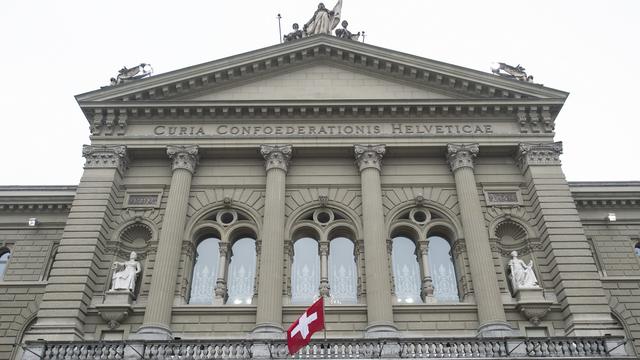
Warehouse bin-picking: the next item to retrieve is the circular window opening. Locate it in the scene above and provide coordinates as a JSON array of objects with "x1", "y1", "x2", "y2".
[
  {"x1": 409, "y1": 208, "x2": 431, "y2": 225},
  {"x1": 218, "y1": 211, "x2": 237, "y2": 226},
  {"x1": 317, "y1": 211, "x2": 331, "y2": 224}
]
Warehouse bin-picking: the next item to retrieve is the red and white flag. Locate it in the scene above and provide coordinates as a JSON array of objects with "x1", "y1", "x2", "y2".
[{"x1": 287, "y1": 297, "x2": 325, "y2": 355}]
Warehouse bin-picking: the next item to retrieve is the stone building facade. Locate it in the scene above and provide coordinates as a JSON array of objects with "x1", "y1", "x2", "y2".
[{"x1": 1, "y1": 35, "x2": 639, "y2": 359}]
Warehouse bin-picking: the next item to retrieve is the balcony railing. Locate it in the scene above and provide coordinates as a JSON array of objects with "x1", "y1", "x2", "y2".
[{"x1": 28, "y1": 336, "x2": 631, "y2": 360}]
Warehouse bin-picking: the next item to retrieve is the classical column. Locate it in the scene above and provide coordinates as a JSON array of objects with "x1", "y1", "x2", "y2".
[
  {"x1": 517, "y1": 143, "x2": 613, "y2": 335},
  {"x1": 137, "y1": 145, "x2": 198, "y2": 339},
  {"x1": 417, "y1": 239, "x2": 435, "y2": 301},
  {"x1": 214, "y1": 242, "x2": 229, "y2": 305},
  {"x1": 29, "y1": 145, "x2": 128, "y2": 342},
  {"x1": 319, "y1": 242, "x2": 330, "y2": 298},
  {"x1": 355, "y1": 144, "x2": 397, "y2": 334},
  {"x1": 446, "y1": 144, "x2": 510, "y2": 336},
  {"x1": 253, "y1": 144, "x2": 292, "y2": 334}
]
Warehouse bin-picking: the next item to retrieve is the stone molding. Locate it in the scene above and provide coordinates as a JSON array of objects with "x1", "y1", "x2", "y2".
[
  {"x1": 167, "y1": 145, "x2": 199, "y2": 173},
  {"x1": 260, "y1": 144, "x2": 292, "y2": 172},
  {"x1": 82, "y1": 145, "x2": 128, "y2": 174},
  {"x1": 354, "y1": 144, "x2": 386, "y2": 172},
  {"x1": 516, "y1": 142, "x2": 562, "y2": 171},
  {"x1": 446, "y1": 143, "x2": 479, "y2": 172}
]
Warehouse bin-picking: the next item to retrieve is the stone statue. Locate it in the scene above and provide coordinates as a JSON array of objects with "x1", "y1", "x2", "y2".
[
  {"x1": 110, "y1": 251, "x2": 142, "y2": 292},
  {"x1": 508, "y1": 251, "x2": 539, "y2": 290},
  {"x1": 109, "y1": 63, "x2": 153, "y2": 86},
  {"x1": 304, "y1": 1, "x2": 342, "y2": 36},
  {"x1": 284, "y1": 23, "x2": 304, "y2": 42},
  {"x1": 335, "y1": 20, "x2": 360, "y2": 41},
  {"x1": 491, "y1": 62, "x2": 534, "y2": 82}
]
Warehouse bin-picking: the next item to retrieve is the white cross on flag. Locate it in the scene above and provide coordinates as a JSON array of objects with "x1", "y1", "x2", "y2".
[{"x1": 287, "y1": 297, "x2": 325, "y2": 354}]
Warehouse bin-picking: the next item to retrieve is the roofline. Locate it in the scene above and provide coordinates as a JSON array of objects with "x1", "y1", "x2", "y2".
[{"x1": 76, "y1": 35, "x2": 569, "y2": 102}]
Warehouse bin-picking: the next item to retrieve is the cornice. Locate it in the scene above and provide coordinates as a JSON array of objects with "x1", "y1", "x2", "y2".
[
  {"x1": 76, "y1": 36, "x2": 568, "y2": 104},
  {"x1": 0, "y1": 186, "x2": 76, "y2": 212}
]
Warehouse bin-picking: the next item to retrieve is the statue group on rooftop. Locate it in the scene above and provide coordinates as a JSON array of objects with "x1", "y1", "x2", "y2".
[{"x1": 284, "y1": 1, "x2": 361, "y2": 43}]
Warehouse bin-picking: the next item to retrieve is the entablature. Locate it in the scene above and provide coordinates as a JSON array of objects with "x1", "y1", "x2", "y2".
[{"x1": 83, "y1": 100, "x2": 561, "y2": 138}]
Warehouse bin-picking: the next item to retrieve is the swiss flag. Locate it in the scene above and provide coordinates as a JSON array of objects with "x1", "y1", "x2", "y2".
[{"x1": 287, "y1": 297, "x2": 325, "y2": 355}]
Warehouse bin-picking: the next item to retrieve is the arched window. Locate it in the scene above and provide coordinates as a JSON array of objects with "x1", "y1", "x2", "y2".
[
  {"x1": 428, "y1": 236, "x2": 459, "y2": 302},
  {"x1": 392, "y1": 236, "x2": 422, "y2": 304},
  {"x1": 189, "y1": 237, "x2": 220, "y2": 304},
  {"x1": 329, "y1": 237, "x2": 357, "y2": 304},
  {"x1": 635, "y1": 242, "x2": 640, "y2": 257},
  {"x1": 0, "y1": 249, "x2": 11, "y2": 281},
  {"x1": 227, "y1": 237, "x2": 257, "y2": 305},
  {"x1": 291, "y1": 237, "x2": 320, "y2": 304}
]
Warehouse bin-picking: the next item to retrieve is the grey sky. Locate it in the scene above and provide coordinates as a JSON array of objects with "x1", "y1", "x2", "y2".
[{"x1": 0, "y1": 0, "x2": 638, "y2": 185}]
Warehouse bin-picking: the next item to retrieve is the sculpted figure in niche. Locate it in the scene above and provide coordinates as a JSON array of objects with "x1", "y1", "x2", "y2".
[
  {"x1": 110, "y1": 251, "x2": 142, "y2": 292},
  {"x1": 508, "y1": 251, "x2": 539, "y2": 290},
  {"x1": 304, "y1": 1, "x2": 342, "y2": 36}
]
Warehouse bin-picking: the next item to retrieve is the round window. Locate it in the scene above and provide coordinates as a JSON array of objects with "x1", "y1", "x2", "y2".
[
  {"x1": 410, "y1": 208, "x2": 430, "y2": 225},
  {"x1": 217, "y1": 211, "x2": 238, "y2": 226},
  {"x1": 313, "y1": 209, "x2": 334, "y2": 225}
]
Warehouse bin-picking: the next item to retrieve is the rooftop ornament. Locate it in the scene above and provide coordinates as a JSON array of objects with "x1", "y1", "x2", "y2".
[
  {"x1": 282, "y1": 1, "x2": 364, "y2": 43},
  {"x1": 109, "y1": 63, "x2": 153, "y2": 86},
  {"x1": 490, "y1": 62, "x2": 534, "y2": 82}
]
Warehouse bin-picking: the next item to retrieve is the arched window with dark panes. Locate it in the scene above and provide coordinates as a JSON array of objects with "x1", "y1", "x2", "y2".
[
  {"x1": 0, "y1": 249, "x2": 11, "y2": 281},
  {"x1": 428, "y1": 236, "x2": 459, "y2": 302},
  {"x1": 391, "y1": 236, "x2": 422, "y2": 304},
  {"x1": 227, "y1": 237, "x2": 257, "y2": 305},
  {"x1": 291, "y1": 237, "x2": 320, "y2": 304},
  {"x1": 329, "y1": 237, "x2": 357, "y2": 304},
  {"x1": 189, "y1": 237, "x2": 220, "y2": 304}
]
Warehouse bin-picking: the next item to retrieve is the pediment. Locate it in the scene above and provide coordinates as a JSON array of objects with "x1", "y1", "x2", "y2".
[
  {"x1": 76, "y1": 35, "x2": 568, "y2": 104},
  {"x1": 188, "y1": 64, "x2": 453, "y2": 101}
]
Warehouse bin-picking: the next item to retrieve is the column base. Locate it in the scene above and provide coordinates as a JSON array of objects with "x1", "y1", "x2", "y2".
[
  {"x1": 252, "y1": 322, "x2": 284, "y2": 336},
  {"x1": 477, "y1": 321, "x2": 514, "y2": 337},
  {"x1": 131, "y1": 324, "x2": 173, "y2": 340},
  {"x1": 364, "y1": 321, "x2": 399, "y2": 338}
]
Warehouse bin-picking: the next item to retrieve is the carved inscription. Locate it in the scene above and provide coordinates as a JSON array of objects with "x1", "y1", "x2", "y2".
[{"x1": 151, "y1": 123, "x2": 494, "y2": 137}]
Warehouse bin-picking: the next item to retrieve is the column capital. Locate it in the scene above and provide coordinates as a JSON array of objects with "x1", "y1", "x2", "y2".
[
  {"x1": 447, "y1": 143, "x2": 479, "y2": 172},
  {"x1": 516, "y1": 142, "x2": 563, "y2": 171},
  {"x1": 260, "y1": 144, "x2": 292, "y2": 172},
  {"x1": 167, "y1": 145, "x2": 199, "y2": 173},
  {"x1": 82, "y1": 145, "x2": 128, "y2": 174},
  {"x1": 354, "y1": 144, "x2": 386, "y2": 172}
]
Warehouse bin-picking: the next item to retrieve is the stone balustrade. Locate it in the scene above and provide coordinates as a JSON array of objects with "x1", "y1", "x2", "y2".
[{"x1": 31, "y1": 336, "x2": 629, "y2": 360}]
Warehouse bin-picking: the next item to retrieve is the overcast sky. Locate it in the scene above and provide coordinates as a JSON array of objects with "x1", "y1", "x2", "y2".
[{"x1": 0, "y1": 0, "x2": 638, "y2": 185}]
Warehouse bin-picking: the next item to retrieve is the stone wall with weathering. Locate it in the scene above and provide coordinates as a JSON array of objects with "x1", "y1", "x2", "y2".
[
  {"x1": 571, "y1": 181, "x2": 640, "y2": 356},
  {"x1": 0, "y1": 186, "x2": 73, "y2": 360}
]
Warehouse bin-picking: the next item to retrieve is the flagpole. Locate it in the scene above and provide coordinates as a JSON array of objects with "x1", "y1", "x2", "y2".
[{"x1": 322, "y1": 296, "x2": 327, "y2": 342}]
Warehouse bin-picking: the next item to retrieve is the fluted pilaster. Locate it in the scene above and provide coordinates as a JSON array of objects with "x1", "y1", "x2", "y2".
[
  {"x1": 138, "y1": 146, "x2": 198, "y2": 339},
  {"x1": 447, "y1": 144, "x2": 510, "y2": 336},
  {"x1": 254, "y1": 145, "x2": 292, "y2": 334},
  {"x1": 355, "y1": 144, "x2": 397, "y2": 335}
]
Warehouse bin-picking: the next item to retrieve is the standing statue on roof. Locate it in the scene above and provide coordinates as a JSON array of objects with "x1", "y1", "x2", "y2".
[{"x1": 304, "y1": 1, "x2": 343, "y2": 36}]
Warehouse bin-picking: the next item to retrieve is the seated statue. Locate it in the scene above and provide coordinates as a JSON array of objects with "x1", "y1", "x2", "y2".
[
  {"x1": 110, "y1": 251, "x2": 142, "y2": 292},
  {"x1": 508, "y1": 251, "x2": 539, "y2": 290},
  {"x1": 284, "y1": 23, "x2": 304, "y2": 42},
  {"x1": 335, "y1": 20, "x2": 360, "y2": 41}
]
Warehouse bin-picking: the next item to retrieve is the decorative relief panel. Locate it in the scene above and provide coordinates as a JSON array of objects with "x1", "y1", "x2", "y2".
[
  {"x1": 483, "y1": 187, "x2": 523, "y2": 207},
  {"x1": 382, "y1": 187, "x2": 459, "y2": 217},
  {"x1": 124, "y1": 190, "x2": 163, "y2": 209}
]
